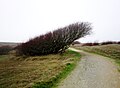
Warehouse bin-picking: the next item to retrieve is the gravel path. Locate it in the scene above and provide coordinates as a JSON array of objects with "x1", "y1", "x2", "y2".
[{"x1": 58, "y1": 48, "x2": 120, "y2": 88}]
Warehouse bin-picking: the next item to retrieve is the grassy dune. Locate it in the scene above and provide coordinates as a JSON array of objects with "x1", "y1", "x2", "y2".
[
  {"x1": 0, "y1": 50, "x2": 80, "y2": 88},
  {"x1": 73, "y1": 44, "x2": 120, "y2": 69}
]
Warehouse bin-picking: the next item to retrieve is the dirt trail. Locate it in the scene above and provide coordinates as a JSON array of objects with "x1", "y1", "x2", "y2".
[{"x1": 58, "y1": 48, "x2": 120, "y2": 88}]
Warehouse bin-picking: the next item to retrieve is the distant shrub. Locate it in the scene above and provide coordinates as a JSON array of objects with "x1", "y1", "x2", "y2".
[
  {"x1": 72, "y1": 41, "x2": 81, "y2": 45},
  {"x1": 82, "y1": 43, "x2": 93, "y2": 46},
  {"x1": 0, "y1": 46, "x2": 13, "y2": 55},
  {"x1": 17, "y1": 22, "x2": 92, "y2": 56},
  {"x1": 82, "y1": 41, "x2": 120, "y2": 46},
  {"x1": 117, "y1": 41, "x2": 120, "y2": 44},
  {"x1": 101, "y1": 41, "x2": 117, "y2": 45},
  {"x1": 92, "y1": 42, "x2": 99, "y2": 46}
]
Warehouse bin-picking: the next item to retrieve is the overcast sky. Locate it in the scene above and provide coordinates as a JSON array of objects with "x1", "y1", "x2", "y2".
[{"x1": 0, "y1": 0, "x2": 120, "y2": 43}]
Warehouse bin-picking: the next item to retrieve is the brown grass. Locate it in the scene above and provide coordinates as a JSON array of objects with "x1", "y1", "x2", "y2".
[{"x1": 0, "y1": 50, "x2": 80, "y2": 88}]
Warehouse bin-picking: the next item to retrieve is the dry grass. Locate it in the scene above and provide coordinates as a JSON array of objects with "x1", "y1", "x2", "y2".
[{"x1": 0, "y1": 50, "x2": 80, "y2": 88}]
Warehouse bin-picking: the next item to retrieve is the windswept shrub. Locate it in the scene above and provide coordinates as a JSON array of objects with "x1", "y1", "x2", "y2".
[
  {"x1": 17, "y1": 22, "x2": 92, "y2": 56},
  {"x1": 0, "y1": 46, "x2": 13, "y2": 55}
]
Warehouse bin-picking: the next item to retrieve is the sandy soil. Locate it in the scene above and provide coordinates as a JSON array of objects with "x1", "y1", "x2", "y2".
[{"x1": 58, "y1": 48, "x2": 120, "y2": 88}]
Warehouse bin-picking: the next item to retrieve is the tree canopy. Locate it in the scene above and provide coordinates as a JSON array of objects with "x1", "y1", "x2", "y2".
[{"x1": 17, "y1": 22, "x2": 92, "y2": 56}]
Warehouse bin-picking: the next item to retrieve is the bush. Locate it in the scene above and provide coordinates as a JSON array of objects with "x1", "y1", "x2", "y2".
[
  {"x1": 117, "y1": 41, "x2": 120, "y2": 44},
  {"x1": 101, "y1": 41, "x2": 117, "y2": 45},
  {"x1": 92, "y1": 42, "x2": 99, "y2": 46},
  {"x1": 72, "y1": 41, "x2": 81, "y2": 45},
  {"x1": 17, "y1": 22, "x2": 92, "y2": 56},
  {"x1": 0, "y1": 46, "x2": 13, "y2": 55},
  {"x1": 82, "y1": 43, "x2": 93, "y2": 46}
]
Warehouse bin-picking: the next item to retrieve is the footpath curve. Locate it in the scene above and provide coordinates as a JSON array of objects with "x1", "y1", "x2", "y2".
[{"x1": 58, "y1": 48, "x2": 120, "y2": 88}]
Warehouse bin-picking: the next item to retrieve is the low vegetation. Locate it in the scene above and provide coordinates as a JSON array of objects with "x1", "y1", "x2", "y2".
[
  {"x1": 0, "y1": 45, "x2": 13, "y2": 55},
  {"x1": 81, "y1": 41, "x2": 120, "y2": 46},
  {"x1": 73, "y1": 44, "x2": 120, "y2": 68},
  {"x1": 0, "y1": 55, "x2": 9, "y2": 61},
  {"x1": 17, "y1": 22, "x2": 91, "y2": 56},
  {"x1": 0, "y1": 49, "x2": 81, "y2": 88}
]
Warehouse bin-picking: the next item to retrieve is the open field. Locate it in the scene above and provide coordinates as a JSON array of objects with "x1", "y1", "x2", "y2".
[
  {"x1": 0, "y1": 50, "x2": 80, "y2": 88},
  {"x1": 73, "y1": 44, "x2": 120, "y2": 68}
]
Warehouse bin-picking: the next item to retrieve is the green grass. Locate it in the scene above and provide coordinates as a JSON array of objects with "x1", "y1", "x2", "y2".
[
  {"x1": 0, "y1": 55, "x2": 9, "y2": 61},
  {"x1": 0, "y1": 49, "x2": 81, "y2": 88}
]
